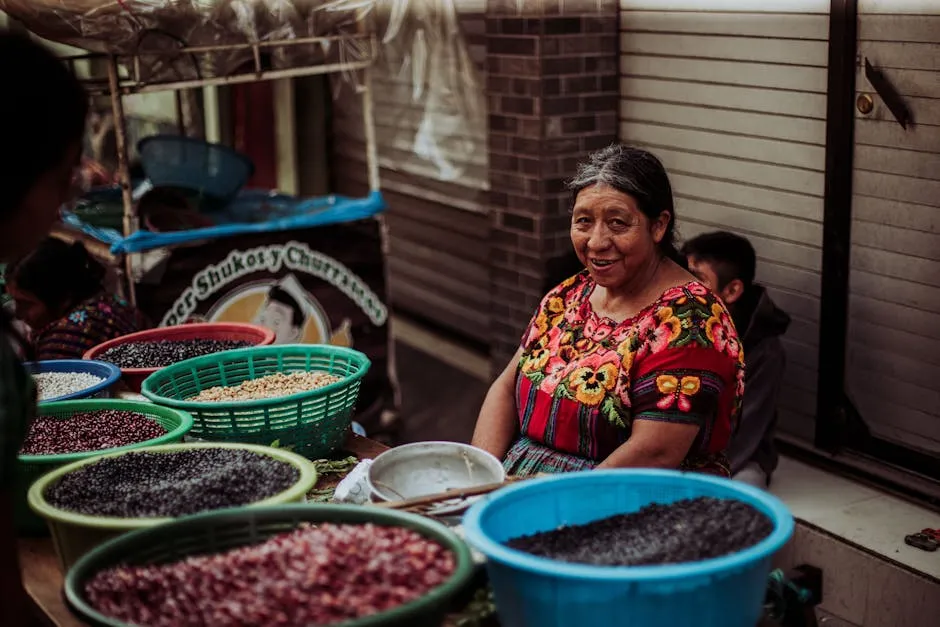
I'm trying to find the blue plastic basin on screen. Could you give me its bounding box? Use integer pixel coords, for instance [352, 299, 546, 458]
[461, 470, 794, 627]
[25, 360, 122, 404]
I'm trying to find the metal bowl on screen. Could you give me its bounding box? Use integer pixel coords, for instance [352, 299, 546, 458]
[367, 441, 506, 516]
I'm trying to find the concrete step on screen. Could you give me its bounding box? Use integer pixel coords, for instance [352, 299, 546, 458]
[774, 522, 940, 627]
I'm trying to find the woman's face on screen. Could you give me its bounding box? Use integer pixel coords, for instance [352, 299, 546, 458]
[570, 183, 670, 290]
[0, 142, 82, 262]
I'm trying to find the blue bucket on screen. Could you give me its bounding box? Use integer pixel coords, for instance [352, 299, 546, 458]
[138, 135, 255, 204]
[461, 470, 794, 627]
[24, 360, 122, 404]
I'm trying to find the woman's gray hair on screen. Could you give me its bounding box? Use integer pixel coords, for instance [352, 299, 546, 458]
[567, 144, 683, 264]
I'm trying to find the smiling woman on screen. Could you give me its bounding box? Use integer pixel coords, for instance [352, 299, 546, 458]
[471, 145, 745, 478]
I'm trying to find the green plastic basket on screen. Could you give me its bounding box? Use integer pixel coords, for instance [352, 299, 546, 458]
[140, 344, 372, 459]
[65, 504, 475, 627]
[14, 399, 194, 536]
[27, 442, 318, 572]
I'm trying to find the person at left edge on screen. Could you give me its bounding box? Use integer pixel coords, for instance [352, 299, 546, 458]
[0, 30, 89, 627]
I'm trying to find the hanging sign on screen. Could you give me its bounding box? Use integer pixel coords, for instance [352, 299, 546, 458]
[134, 220, 396, 433]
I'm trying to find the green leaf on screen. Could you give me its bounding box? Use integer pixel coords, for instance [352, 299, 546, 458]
[601, 396, 626, 429]
[556, 382, 575, 402]
[269, 439, 281, 448]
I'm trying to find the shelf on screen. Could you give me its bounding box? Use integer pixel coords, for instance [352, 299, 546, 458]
[64, 32, 377, 96]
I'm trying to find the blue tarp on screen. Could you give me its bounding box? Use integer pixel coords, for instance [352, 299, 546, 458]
[61, 190, 386, 254]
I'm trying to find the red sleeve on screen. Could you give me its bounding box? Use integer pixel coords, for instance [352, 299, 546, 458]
[630, 345, 737, 430]
[625, 285, 743, 455]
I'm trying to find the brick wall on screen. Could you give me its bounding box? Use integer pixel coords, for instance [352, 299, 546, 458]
[486, 0, 620, 372]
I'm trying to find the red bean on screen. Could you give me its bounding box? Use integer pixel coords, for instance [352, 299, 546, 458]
[20, 410, 167, 455]
[84, 523, 456, 627]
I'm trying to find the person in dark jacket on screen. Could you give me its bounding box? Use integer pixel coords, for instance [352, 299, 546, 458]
[682, 232, 790, 488]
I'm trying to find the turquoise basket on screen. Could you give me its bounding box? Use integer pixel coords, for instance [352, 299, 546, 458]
[462, 470, 794, 627]
[140, 344, 371, 459]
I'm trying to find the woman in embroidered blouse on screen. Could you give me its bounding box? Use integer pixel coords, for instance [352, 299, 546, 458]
[471, 145, 744, 478]
[5, 237, 148, 360]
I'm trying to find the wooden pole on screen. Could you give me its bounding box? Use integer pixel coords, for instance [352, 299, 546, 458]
[106, 55, 137, 305]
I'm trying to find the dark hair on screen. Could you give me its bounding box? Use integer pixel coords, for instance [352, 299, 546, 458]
[6, 237, 106, 311]
[681, 231, 757, 289]
[267, 286, 304, 327]
[0, 31, 88, 215]
[567, 144, 684, 265]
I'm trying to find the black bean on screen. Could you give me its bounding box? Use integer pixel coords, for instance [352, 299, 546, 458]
[46, 449, 299, 518]
[506, 497, 774, 566]
[85, 523, 456, 627]
[20, 410, 167, 455]
[98, 339, 253, 369]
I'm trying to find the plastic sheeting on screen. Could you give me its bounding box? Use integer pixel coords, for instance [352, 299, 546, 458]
[61, 189, 387, 254]
[0, 0, 486, 184]
[0, 1, 369, 79]
[338, 1, 486, 184]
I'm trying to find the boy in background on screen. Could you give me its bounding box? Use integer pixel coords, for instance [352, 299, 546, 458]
[683, 232, 790, 488]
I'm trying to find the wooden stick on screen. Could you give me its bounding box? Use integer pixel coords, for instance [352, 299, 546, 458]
[372, 474, 549, 512]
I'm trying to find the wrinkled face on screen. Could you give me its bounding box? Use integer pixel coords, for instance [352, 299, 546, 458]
[6, 280, 55, 330]
[0, 143, 81, 262]
[570, 183, 670, 290]
[258, 300, 302, 344]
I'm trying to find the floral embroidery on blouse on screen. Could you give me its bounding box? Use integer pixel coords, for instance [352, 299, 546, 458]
[506, 272, 744, 478]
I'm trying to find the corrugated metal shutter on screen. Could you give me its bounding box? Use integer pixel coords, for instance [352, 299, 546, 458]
[847, 1, 940, 453]
[618, 1, 831, 442]
[331, 8, 490, 343]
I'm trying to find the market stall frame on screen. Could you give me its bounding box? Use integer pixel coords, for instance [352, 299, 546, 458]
[57, 24, 383, 308]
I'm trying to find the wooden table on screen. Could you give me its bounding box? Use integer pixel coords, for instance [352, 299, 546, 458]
[19, 434, 390, 627]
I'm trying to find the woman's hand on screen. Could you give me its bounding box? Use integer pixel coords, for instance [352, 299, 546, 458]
[471, 348, 523, 460]
[595, 420, 699, 470]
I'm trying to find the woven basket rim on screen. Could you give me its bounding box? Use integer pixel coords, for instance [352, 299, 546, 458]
[27, 442, 317, 530]
[18, 399, 194, 465]
[140, 343, 371, 411]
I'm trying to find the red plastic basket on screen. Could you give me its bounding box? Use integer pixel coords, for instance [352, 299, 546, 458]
[83, 323, 276, 393]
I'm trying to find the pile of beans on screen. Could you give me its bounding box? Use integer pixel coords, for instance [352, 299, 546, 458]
[20, 410, 166, 455]
[33, 372, 105, 401]
[190, 371, 342, 402]
[97, 339, 253, 369]
[85, 523, 456, 626]
[46, 448, 299, 518]
[507, 497, 773, 566]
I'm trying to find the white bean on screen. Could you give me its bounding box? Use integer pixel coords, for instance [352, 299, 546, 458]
[33, 372, 105, 401]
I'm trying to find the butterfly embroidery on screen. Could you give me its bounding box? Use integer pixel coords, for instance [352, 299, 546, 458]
[655, 375, 701, 412]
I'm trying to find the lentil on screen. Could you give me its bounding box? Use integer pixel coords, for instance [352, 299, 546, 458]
[190, 371, 342, 402]
[85, 523, 456, 627]
[33, 372, 105, 401]
[46, 448, 299, 518]
[20, 410, 166, 455]
[507, 497, 774, 566]
[97, 339, 252, 369]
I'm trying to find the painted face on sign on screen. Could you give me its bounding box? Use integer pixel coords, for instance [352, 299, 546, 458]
[258, 300, 303, 344]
